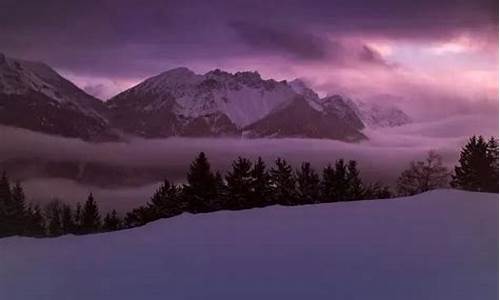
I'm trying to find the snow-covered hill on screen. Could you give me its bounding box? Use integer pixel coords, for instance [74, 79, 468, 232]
[0, 53, 118, 141]
[0, 190, 496, 300]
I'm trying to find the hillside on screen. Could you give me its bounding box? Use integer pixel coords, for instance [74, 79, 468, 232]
[0, 190, 496, 300]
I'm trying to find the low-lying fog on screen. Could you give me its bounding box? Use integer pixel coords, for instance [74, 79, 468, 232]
[0, 113, 497, 213]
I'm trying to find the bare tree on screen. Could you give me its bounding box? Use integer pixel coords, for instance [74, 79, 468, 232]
[397, 151, 450, 196]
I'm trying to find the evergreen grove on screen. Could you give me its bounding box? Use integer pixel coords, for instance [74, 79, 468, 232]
[0, 135, 497, 238]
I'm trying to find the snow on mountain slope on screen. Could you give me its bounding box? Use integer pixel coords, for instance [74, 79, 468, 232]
[345, 98, 412, 128]
[109, 68, 296, 128]
[1, 190, 497, 300]
[0, 54, 118, 141]
[108, 69, 366, 140]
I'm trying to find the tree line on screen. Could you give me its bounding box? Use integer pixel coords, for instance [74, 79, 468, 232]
[0, 135, 497, 238]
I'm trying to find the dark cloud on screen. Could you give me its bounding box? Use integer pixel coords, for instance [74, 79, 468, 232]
[0, 0, 496, 78]
[229, 21, 329, 60]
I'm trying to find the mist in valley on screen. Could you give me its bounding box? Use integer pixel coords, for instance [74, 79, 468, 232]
[0, 111, 497, 212]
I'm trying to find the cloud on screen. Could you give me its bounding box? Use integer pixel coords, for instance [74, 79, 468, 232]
[229, 21, 329, 60]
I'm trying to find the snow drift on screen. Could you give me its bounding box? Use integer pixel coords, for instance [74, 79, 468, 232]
[0, 190, 497, 300]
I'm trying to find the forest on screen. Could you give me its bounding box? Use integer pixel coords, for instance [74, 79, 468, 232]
[0, 135, 497, 238]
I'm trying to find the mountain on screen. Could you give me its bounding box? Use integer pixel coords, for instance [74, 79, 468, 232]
[1, 190, 496, 300]
[0, 53, 118, 141]
[0, 55, 409, 141]
[108, 69, 367, 141]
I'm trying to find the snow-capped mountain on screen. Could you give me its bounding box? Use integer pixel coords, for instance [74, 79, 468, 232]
[345, 99, 411, 128]
[0, 53, 118, 141]
[0, 54, 410, 142]
[108, 69, 367, 141]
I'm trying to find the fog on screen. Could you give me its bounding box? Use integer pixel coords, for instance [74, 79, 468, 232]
[0, 112, 497, 212]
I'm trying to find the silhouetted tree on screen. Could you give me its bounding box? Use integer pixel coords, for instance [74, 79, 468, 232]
[25, 203, 45, 237]
[397, 151, 450, 196]
[103, 210, 121, 231]
[45, 199, 63, 236]
[226, 157, 253, 209]
[346, 160, 364, 200]
[452, 136, 499, 193]
[0, 171, 13, 237]
[80, 193, 101, 233]
[270, 158, 297, 205]
[320, 164, 336, 202]
[61, 204, 76, 234]
[364, 183, 393, 199]
[9, 181, 27, 234]
[296, 162, 320, 204]
[147, 180, 183, 218]
[184, 152, 218, 213]
[250, 157, 271, 207]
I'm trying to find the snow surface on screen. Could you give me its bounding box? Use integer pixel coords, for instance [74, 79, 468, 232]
[0, 190, 497, 300]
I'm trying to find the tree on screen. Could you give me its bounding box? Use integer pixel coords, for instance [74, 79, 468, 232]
[397, 151, 450, 196]
[451, 136, 499, 192]
[45, 199, 63, 236]
[61, 204, 76, 234]
[296, 162, 320, 204]
[270, 158, 297, 205]
[81, 193, 101, 233]
[6, 181, 27, 235]
[226, 157, 253, 209]
[364, 183, 393, 200]
[103, 210, 121, 231]
[320, 164, 336, 202]
[0, 171, 13, 237]
[346, 160, 364, 200]
[149, 180, 183, 218]
[250, 157, 271, 207]
[25, 203, 45, 237]
[184, 152, 218, 213]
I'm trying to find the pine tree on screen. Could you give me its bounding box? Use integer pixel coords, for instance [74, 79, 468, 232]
[25, 203, 45, 237]
[0, 171, 12, 237]
[45, 200, 63, 236]
[346, 160, 364, 200]
[320, 164, 336, 202]
[250, 157, 271, 207]
[451, 136, 498, 192]
[10, 181, 27, 234]
[270, 158, 298, 205]
[333, 159, 349, 201]
[103, 210, 121, 231]
[184, 152, 217, 213]
[226, 157, 253, 209]
[61, 204, 76, 234]
[74, 202, 82, 234]
[148, 180, 182, 218]
[81, 193, 101, 233]
[296, 162, 320, 204]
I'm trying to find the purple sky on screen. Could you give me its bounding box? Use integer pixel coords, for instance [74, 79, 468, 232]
[0, 0, 498, 122]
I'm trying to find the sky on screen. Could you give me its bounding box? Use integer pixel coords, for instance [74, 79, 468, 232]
[0, 0, 498, 122]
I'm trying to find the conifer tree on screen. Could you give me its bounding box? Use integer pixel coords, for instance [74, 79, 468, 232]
[346, 160, 364, 200]
[250, 157, 271, 207]
[10, 181, 27, 234]
[148, 180, 182, 218]
[25, 203, 45, 237]
[296, 162, 320, 204]
[74, 202, 82, 234]
[320, 164, 336, 202]
[103, 210, 121, 231]
[270, 158, 298, 205]
[45, 200, 63, 236]
[81, 193, 101, 233]
[0, 171, 12, 237]
[184, 152, 217, 213]
[333, 159, 349, 201]
[214, 171, 228, 210]
[61, 204, 76, 234]
[226, 157, 253, 209]
[451, 136, 498, 193]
